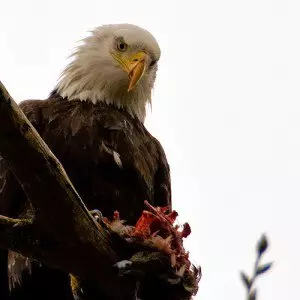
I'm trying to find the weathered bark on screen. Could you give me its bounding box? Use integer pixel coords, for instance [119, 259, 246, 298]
[0, 81, 199, 300]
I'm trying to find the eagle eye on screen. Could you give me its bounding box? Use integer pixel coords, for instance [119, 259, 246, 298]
[117, 41, 128, 52]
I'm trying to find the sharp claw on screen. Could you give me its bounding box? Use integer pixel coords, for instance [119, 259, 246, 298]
[114, 260, 132, 271]
[89, 209, 103, 223]
[113, 260, 144, 278]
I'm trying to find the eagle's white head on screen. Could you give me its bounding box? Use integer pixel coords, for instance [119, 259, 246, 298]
[56, 24, 161, 122]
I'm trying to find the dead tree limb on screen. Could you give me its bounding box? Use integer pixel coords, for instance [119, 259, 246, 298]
[0, 81, 199, 300]
[0, 81, 130, 298]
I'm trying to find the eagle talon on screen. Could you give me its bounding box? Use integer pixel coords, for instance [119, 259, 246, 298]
[89, 209, 103, 223]
[114, 260, 133, 273]
[113, 260, 145, 279]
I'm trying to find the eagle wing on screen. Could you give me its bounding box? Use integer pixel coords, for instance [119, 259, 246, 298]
[19, 96, 172, 218]
[1, 97, 172, 220]
[0, 97, 172, 299]
[152, 139, 172, 209]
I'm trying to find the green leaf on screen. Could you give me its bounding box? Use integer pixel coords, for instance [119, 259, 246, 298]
[240, 272, 252, 289]
[256, 262, 273, 275]
[257, 234, 268, 255]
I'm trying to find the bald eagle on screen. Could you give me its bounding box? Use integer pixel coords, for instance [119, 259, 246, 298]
[0, 24, 171, 300]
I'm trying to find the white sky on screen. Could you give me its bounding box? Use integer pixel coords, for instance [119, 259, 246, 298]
[0, 0, 299, 299]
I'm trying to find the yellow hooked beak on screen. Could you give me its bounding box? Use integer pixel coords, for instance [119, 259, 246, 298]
[112, 51, 149, 92]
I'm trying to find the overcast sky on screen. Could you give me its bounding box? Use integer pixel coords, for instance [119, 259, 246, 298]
[1, 0, 299, 299]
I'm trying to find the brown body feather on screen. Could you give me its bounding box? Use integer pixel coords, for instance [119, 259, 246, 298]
[0, 92, 171, 300]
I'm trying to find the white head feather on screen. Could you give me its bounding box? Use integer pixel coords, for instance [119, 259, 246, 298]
[56, 24, 161, 122]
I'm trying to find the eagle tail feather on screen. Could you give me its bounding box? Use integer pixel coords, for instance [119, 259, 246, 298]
[7, 250, 32, 291]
